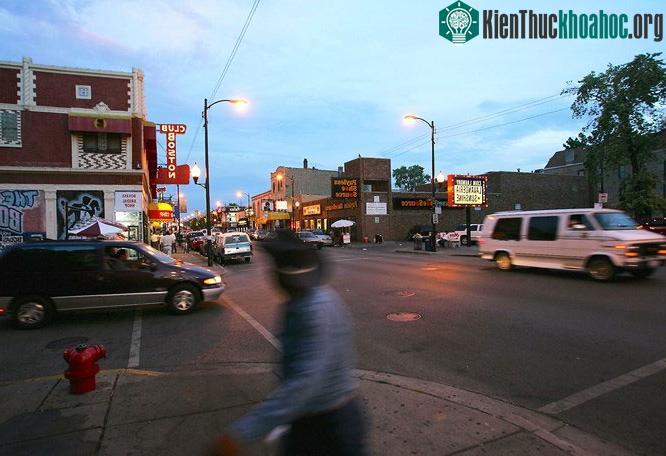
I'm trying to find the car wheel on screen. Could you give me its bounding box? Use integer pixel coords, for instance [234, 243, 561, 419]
[494, 252, 512, 271]
[630, 267, 654, 279]
[12, 297, 52, 329]
[166, 284, 200, 314]
[460, 236, 469, 246]
[588, 257, 615, 282]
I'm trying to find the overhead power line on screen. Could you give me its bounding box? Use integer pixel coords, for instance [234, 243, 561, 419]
[183, 0, 262, 165]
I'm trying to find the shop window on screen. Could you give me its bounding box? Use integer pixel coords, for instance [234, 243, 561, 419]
[83, 133, 122, 154]
[316, 219, 322, 230]
[577, 169, 585, 176]
[0, 110, 21, 145]
[527, 216, 559, 241]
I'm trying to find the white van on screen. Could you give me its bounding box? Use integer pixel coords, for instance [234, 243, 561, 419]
[479, 208, 666, 281]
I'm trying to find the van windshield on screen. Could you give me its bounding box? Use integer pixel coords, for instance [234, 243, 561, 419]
[593, 212, 638, 230]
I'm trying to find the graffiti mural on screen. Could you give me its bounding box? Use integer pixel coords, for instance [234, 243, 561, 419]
[0, 189, 46, 251]
[56, 190, 105, 239]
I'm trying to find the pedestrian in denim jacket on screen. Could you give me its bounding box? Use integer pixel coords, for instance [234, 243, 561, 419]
[211, 229, 366, 456]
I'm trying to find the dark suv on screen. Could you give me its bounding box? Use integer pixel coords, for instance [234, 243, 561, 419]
[0, 240, 225, 329]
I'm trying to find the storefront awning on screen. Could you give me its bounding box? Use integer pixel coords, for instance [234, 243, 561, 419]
[268, 212, 291, 221]
[148, 202, 173, 221]
[68, 114, 131, 134]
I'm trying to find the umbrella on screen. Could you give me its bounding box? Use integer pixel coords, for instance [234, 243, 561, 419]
[331, 219, 355, 228]
[68, 218, 128, 237]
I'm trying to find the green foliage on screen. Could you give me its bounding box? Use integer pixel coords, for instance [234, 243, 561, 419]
[563, 53, 666, 217]
[393, 165, 431, 191]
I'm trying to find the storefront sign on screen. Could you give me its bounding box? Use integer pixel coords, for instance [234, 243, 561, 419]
[325, 201, 358, 211]
[393, 198, 447, 210]
[447, 175, 487, 207]
[57, 190, 105, 239]
[302, 204, 321, 216]
[276, 200, 288, 210]
[148, 209, 173, 221]
[115, 191, 142, 212]
[365, 202, 387, 215]
[0, 190, 46, 251]
[331, 178, 358, 199]
[155, 123, 188, 184]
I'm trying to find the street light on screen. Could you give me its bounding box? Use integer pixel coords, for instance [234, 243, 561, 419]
[404, 114, 439, 252]
[198, 97, 249, 266]
[276, 173, 296, 230]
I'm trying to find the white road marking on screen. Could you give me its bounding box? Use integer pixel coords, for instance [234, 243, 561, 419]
[223, 296, 282, 352]
[127, 309, 143, 368]
[539, 357, 666, 414]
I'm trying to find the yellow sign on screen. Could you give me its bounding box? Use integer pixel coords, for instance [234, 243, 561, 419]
[302, 204, 321, 216]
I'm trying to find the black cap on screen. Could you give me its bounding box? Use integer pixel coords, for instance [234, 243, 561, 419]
[262, 230, 325, 288]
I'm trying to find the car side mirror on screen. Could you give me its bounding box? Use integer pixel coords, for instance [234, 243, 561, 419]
[572, 224, 588, 231]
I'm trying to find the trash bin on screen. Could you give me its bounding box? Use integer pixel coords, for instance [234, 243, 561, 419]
[424, 237, 433, 252]
[413, 237, 423, 250]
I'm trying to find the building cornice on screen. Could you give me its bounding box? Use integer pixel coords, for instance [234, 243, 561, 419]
[0, 166, 144, 175]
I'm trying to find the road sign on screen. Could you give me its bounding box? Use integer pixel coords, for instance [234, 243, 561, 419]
[435, 205, 442, 215]
[598, 193, 608, 203]
[432, 213, 439, 224]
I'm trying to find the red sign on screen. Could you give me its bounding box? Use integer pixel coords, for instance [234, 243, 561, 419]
[148, 209, 174, 221]
[155, 164, 190, 185]
[156, 187, 166, 193]
[156, 124, 187, 184]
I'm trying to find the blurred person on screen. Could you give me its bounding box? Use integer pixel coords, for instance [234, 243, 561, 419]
[150, 231, 160, 249]
[210, 229, 366, 456]
[161, 231, 175, 256]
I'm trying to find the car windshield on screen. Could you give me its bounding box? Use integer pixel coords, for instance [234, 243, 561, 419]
[224, 235, 250, 244]
[142, 244, 177, 264]
[300, 232, 315, 238]
[311, 230, 324, 235]
[593, 212, 638, 230]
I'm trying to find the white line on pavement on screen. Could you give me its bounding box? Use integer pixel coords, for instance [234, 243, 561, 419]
[127, 309, 143, 368]
[223, 296, 282, 352]
[539, 357, 666, 415]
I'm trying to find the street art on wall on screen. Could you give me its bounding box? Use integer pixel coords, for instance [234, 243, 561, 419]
[56, 190, 105, 239]
[0, 189, 46, 251]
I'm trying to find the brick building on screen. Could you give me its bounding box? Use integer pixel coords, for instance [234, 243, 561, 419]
[0, 57, 156, 248]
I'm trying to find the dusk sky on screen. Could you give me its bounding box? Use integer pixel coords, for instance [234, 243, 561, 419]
[2, 0, 664, 211]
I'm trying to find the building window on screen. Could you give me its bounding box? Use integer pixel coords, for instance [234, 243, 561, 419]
[0, 110, 21, 145]
[83, 133, 121, 154]
[76, 85, 92, 100]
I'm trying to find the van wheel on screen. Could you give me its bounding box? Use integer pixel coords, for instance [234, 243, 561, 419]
[12, 297, 52, 329]
[588, 257, 615, 282]
[460, 236, 469, 246]
[494, 252, 512, 271]
[166, 284, 200, 314]
[630, 267, 654, 279]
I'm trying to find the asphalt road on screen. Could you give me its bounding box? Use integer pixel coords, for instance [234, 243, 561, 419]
[1, 246, 664, 455]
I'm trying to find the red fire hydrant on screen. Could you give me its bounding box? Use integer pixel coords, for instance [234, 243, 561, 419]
[63, 344, 106, 394]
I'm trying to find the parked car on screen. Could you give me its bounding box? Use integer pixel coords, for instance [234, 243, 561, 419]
[252, 229, 268, 241]
[190, 235, 206, 254]
[297, 230, 324, 249]
[0, 240, 225, 329]
[186, 231, 204, 249]
[306, 229, 334, 247]
[443, 224, 483, 245]
[479, 208, 666, 281]
[638, 217, 666, 236]
[213, 232, 253, 264]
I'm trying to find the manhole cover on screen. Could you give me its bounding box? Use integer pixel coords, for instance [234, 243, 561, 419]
[45, 337, 89, 350]
[395, 291, 416, 297]
[387, 312, 422, 322]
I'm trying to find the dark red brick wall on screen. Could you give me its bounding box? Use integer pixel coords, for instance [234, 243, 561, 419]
[0, 111, 71, 167]
[0, 68, 19, 104]
[35, 71, 130, 110]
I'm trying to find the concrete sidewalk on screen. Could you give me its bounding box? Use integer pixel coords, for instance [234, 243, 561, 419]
[0, 362, 632, 455]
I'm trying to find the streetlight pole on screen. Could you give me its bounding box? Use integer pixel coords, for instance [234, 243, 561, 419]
[195, 97, 248, 266]
[404, 115, 439, 252]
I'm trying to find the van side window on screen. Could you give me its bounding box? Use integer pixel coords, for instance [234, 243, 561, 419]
[527, 216, 559, 241]
[567, 214, 594, 230]
[491, 218, 522, 241]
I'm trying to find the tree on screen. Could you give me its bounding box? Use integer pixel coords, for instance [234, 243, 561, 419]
[393, 165, 431, 191]
[562, 53, 666, 217]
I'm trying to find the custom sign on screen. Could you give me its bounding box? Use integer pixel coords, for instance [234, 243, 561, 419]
[302, 204, 321, 216]
[365, 202, 387, 215]
[148, 209, 173, 221]
[393, 198, 447, 210]
[115, 191, 142, 212]
[447, 175, 487, 207]
[0, 190, 46, 251]
[155, 123, 188, 184]
[57, 190, 105, 239]
[325, 201, 358, 211]
[275, 200, 288, 211]
[331, 178, 358, 199]
[598, 193, 608, 203]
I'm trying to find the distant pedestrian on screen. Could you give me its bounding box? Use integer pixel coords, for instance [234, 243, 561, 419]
[150, 232, 160, 249]
[210, 229, 366, 456]
[161, 231, 175, 256]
